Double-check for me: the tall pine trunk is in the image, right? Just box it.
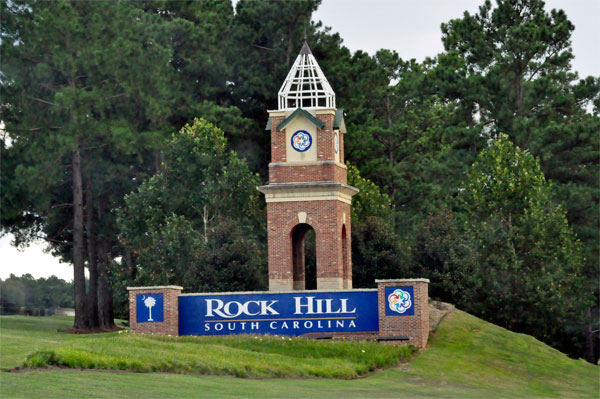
[96,198,114,329]
[97,235,114,329]
[125,250,136,280]
[584,306,595,363]
[85,182,99,329]
[72,141,88,330]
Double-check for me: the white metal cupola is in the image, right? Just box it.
[277,41,336,110]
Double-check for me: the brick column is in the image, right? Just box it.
[376,279,429,348]
[128,286,182,336]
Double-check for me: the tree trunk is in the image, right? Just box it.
[72,142,88,330]
[125,250,136,280]
[153,149,162,173]
[85,181,99,329]
[515,77,523,116]
[384,95,396,202]
[584,306,595,364]
[286,24,294,67]
[203,204,209,244]
[513,60,524,116]
[97,235,115,329]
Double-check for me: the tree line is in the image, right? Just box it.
[1,0,597,363]
[0,274,74,315]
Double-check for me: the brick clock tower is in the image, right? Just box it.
[259,42,359,291]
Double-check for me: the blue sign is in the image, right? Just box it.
[384,286,414,316]
[290,130,312,152]
[179,291,378,336]
[136,293,164,323]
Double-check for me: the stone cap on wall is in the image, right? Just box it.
[127,286,183,291]
[375,279,430,284]
[180,288,377,296]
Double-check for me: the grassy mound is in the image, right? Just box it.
[21,333,413,379]
[1,310,598,398]
[407,310,597,398]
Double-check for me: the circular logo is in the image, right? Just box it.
[334,132,339,154]
[388,288,412,314]
[291,130,312,152]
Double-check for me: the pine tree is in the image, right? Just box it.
[440,0,599,361]
[1,0,173,330]
[460,134,585,355]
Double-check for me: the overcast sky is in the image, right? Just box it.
[313,0,599,78]
[2,0,598,282]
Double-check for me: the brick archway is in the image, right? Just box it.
[342,224,349,288]
[291,223,316,290]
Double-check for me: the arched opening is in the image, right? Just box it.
[304,229,317,290]
[342,224,348,288]
[291,223,317,290]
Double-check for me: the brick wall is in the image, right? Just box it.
[128,286,182,336]
[270,115,286,163]
[127,281,430,344]
[376,279,429,348]
[266,110,354,291]
[267,199,352,290]
[316,113,334,161]
[270,113,336,163]
[269,162,347,184]
[339,131,345,164]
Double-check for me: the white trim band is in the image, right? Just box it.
[374,279,430,284]
[127,286,183,291]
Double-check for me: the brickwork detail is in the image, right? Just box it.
[127,283,430,346]
[338,130,345,164]
[270,116,286,163]
[265,109,356,291]
[315,114,334,161]
[269,162,347,184]
[128,286,182,336]
[267,200,352,290]
[376,279,429,348]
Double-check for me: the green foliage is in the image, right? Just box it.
[458,134,585,353]
[412,210,478,304]
[463,133,548,220]
[346,163,392,221]
[226,0,322,173]
[439,0,599,361]
[1,0,178,329]
[117,119,266,293]
[351,217,410,288]
[230,0,320,113]
[341,50,480,237]
[347,164,409,287]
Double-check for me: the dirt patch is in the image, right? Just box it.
[58,325,122,334]
[429,300,455,333]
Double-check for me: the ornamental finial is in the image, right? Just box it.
[277,40,335,110]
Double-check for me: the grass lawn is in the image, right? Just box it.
[1,311,598,398]
[22,330,412,378]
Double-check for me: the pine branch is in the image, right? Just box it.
[28,96,55,106]
[252,43,274,51]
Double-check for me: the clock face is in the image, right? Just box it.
[334,132,339,154]
[291,130,312,152]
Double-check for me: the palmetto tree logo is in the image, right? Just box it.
[143,295,157,321]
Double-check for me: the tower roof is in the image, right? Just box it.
[277,41,336,110]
